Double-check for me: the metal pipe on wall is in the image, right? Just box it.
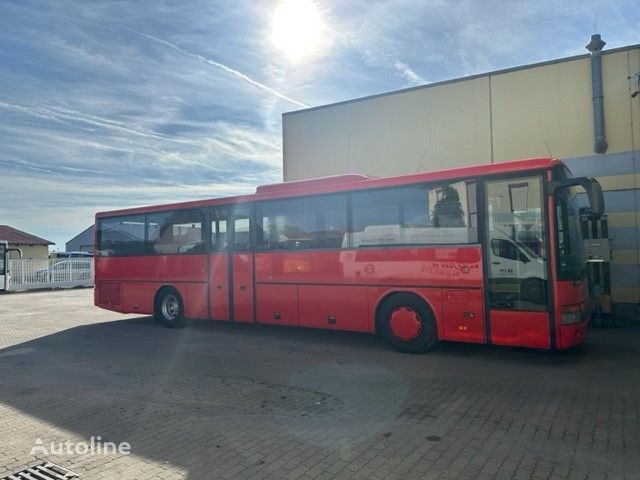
[586,34,608,154]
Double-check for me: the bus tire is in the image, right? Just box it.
[154,287,186,328]
[377,293,437,353]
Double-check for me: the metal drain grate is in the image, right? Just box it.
[2,461,79,480]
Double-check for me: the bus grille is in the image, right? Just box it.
[2,461,79,479]
[98,282,121,306]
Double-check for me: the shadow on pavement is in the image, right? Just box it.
[0,317,639,478]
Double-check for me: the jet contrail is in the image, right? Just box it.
[132,30,309,108]
[0,101,197,146]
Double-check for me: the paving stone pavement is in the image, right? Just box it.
[0,288,639,480]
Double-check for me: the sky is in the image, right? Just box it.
[0,0,638,250]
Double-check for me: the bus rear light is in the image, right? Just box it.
[561,303,584,325]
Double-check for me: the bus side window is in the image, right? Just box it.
[234,217,251,251]
[211,209,228,252]
[98,215,146,256]
[257,194,346,250]
[432,185,465,227]
[147,210,204,254]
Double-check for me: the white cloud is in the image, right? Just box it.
[393,61,427,87]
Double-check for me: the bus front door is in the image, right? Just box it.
[484,176,551,349]
[0,242,6,292]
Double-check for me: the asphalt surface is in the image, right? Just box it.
[0,288,639,479]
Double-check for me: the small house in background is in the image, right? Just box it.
[65,225,94,253]
[0,225,54,259]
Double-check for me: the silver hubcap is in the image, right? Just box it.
[161,294,180,320]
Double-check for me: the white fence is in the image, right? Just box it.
[6,258,94,291]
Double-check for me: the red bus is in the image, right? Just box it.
[94,157,603,353]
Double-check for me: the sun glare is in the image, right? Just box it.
[271,0,325,62]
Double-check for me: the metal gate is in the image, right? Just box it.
[6,258,94,291]
[0,241,6,292]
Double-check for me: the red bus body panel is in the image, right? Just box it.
[299,285,370,332]
[554,280,589,349]
[256,284,299,326]
[95,255,207,283]
[232,253,254,322]
[252,246,483,337]
[254,247,482,287]
[209,254,229,321]
[95,255,208,319]
[546,192,590,350]
[442,289,485,343]
[490,310,550,349]
[121,282,154,315]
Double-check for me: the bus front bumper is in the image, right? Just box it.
[557,320,589,349]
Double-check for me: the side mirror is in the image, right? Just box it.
[549,177,604,216]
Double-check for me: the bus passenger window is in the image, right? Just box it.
[257,194,346,250]
[147,210,204,254]
[98,215,146,256]
[211,209,228,251]
[350,181,477,247]
[432,185,465,227]
[234,217,251,251]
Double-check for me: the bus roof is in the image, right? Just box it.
[96,156,562,218]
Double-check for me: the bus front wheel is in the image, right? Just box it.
[154,287,186,328]
[377,293,437,353]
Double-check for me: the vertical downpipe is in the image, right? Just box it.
[586,34,608,153]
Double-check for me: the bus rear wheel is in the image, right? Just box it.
[377,293,437,353]
[155,287,186,328]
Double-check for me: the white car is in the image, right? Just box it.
[489,235,546,304]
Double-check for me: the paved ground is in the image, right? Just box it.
[0,289,639,480]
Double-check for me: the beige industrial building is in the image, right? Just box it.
[283,36,640,317]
